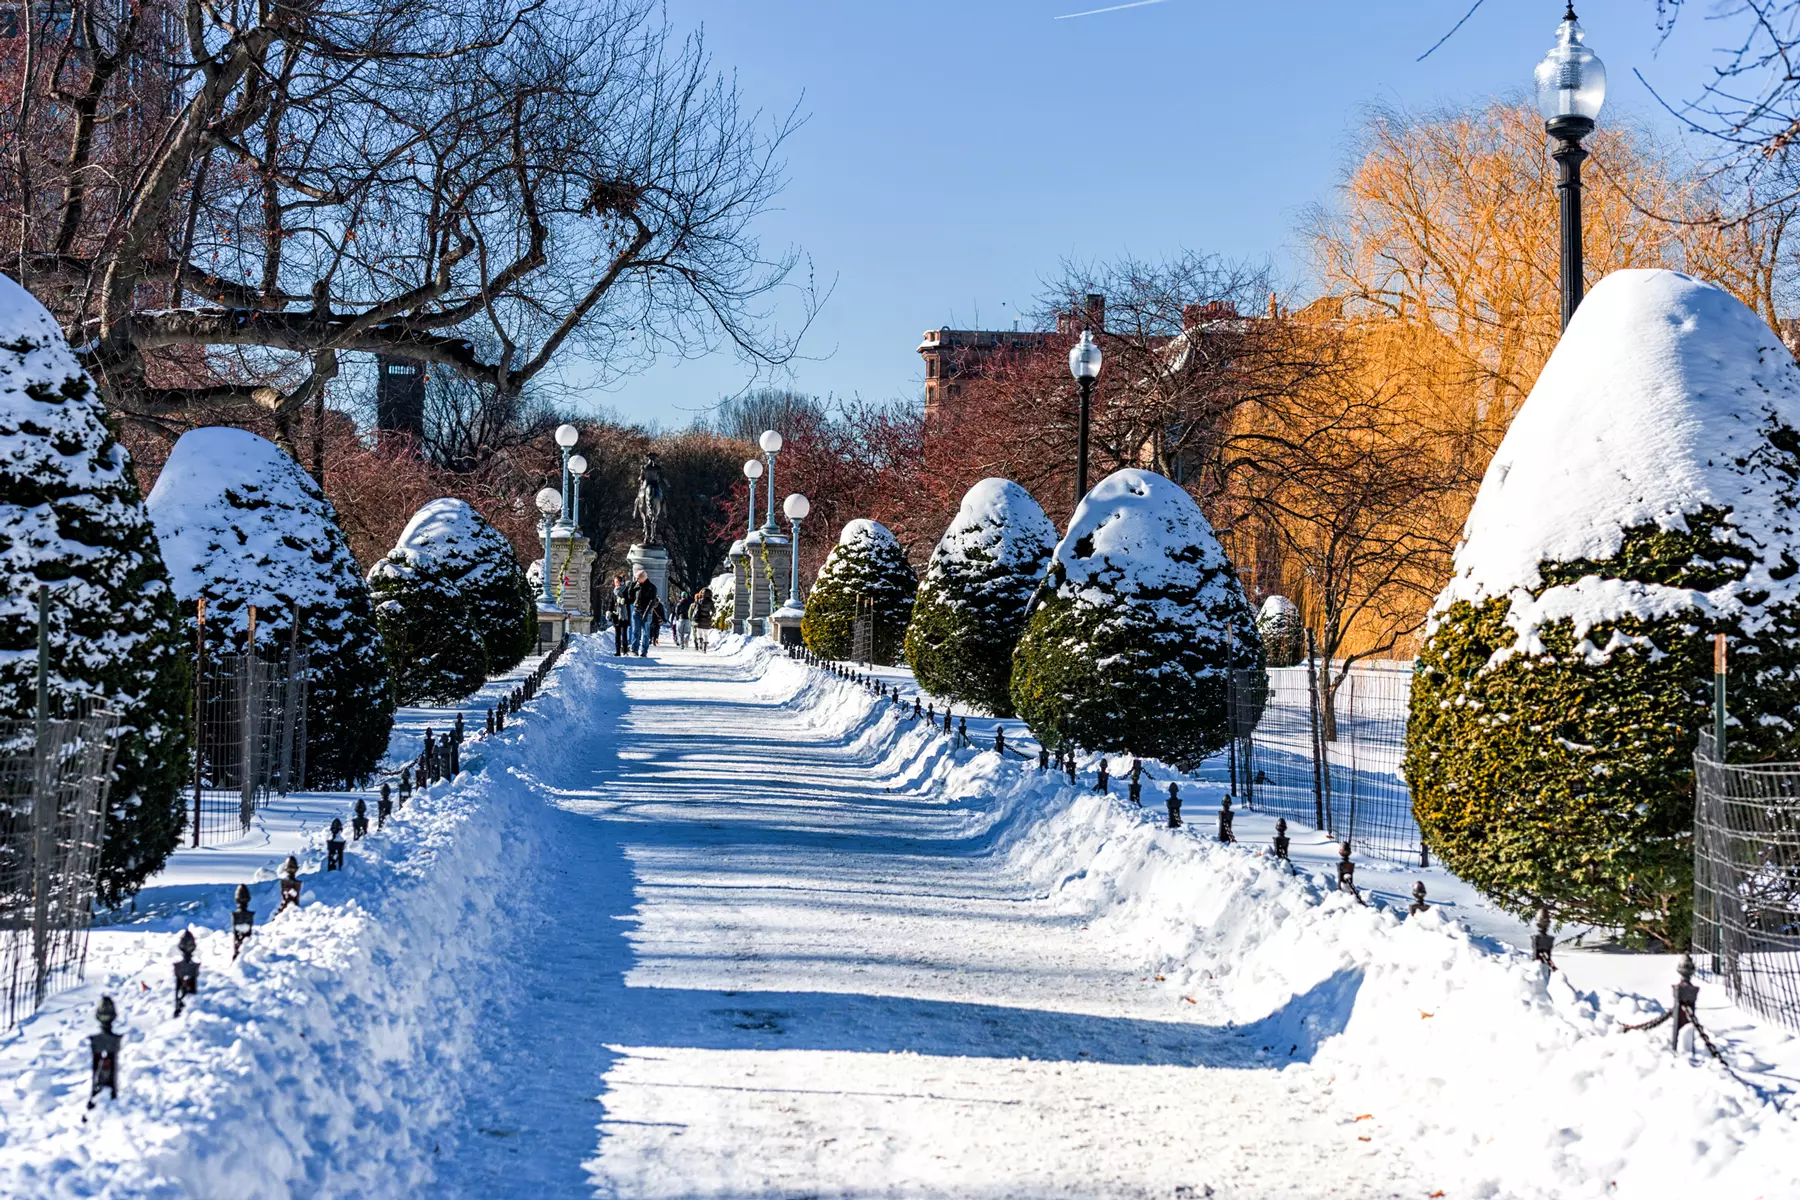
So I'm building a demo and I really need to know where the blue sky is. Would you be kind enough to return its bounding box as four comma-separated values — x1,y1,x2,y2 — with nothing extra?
586,1,1723,428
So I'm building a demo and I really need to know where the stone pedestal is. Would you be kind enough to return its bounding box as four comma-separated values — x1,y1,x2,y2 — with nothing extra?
547,531,598,634
626,544,671,612
536,603,568,651
770,602,804,646
728,540,747,634
737,530,791,638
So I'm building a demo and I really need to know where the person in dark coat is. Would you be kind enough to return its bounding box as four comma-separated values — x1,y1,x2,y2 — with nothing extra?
609,574,630,655
630,571,658,657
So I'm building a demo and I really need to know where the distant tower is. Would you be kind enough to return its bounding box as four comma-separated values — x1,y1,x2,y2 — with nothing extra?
375,356,426,442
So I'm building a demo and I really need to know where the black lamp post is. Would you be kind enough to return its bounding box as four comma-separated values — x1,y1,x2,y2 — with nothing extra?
1068,329,1102,508
1536,3,1607,331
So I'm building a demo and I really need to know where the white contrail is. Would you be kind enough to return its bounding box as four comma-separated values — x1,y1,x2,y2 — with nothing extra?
1054,0,1169,19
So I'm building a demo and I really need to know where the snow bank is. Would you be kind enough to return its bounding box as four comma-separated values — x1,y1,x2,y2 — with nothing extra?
1437,268,1800,644
754,642,1800,1198
0,643,603,1197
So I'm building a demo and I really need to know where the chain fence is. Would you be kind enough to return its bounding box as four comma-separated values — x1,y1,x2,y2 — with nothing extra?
1693,730,1800,1030
190,648,308,847
0,709,120,1030
1227,656,1425,865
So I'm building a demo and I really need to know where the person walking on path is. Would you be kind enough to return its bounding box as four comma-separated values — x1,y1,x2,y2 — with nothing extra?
692,589,715,652
609,574,630,656
608,575,630,658
675,591,694,648
630,571,658,657
650,596,667,647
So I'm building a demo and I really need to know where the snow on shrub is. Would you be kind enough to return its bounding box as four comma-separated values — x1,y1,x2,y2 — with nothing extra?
367,499,535,704
801,519,917,663
148,428,393,787
1257,595,1304,667
904,478,1056,715
709,569,735,630
1407,269,1800,948
1011,468,1260,760
0,276,190,904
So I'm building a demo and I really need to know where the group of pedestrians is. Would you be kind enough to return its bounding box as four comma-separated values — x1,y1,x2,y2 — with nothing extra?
606,572,718,658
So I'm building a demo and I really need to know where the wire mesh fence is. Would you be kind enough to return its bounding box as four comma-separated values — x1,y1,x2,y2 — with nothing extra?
1228,657,1426,865
0,710,120,1030
189,649,307,846
1693,730,1800,1030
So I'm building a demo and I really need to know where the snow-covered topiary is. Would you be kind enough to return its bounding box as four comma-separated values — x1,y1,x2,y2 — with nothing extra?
367,499,535,705
709,569,736,630
1406,269,1800,947
904,478,1057,715
1011,468,1261,760
1257,595,1304,667
801,519,917,663
148,428,393,787
0,276,190,905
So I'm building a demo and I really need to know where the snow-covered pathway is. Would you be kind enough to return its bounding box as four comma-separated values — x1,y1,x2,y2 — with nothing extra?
437,642,1428,1199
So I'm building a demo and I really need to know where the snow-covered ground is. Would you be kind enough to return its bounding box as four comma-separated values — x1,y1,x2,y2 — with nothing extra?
0,634,1794,1197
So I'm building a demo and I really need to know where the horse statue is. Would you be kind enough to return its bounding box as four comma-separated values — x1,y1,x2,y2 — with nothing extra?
633,452,667,546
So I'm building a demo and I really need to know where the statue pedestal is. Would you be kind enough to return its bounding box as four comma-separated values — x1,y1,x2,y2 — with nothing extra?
627,544,671,610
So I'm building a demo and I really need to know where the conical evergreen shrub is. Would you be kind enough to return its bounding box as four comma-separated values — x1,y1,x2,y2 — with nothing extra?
801,519,917,663
368,498,535,704
0,276,190,905
148,428,393,787
1257,595,1304,668
1406,270,1800,948
1011,468,1260,760
904,478,1056,715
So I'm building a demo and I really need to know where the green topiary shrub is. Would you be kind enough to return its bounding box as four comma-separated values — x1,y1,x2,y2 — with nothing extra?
1405,269,1800,948
148,427,394,788
801,519,917,663
1257,595,1304,668
904,478,1056,715
709,570,735,630
0,276,191,906
367,498,535,704
1010,468,1261,760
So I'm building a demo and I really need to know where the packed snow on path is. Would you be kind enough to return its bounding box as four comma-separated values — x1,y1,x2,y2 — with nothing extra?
0,635,1794,1197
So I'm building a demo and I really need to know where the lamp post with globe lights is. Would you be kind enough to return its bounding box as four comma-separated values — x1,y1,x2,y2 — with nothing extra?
1536,4,1605,331
568,454,588,532
742,457,763,534
534,487,563,608
758,430,783,535
1069,329,1103,507
553,423,580,532
783,492,810,604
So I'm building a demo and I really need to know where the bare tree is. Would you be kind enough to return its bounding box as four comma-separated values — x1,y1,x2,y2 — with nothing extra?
0,0,812,457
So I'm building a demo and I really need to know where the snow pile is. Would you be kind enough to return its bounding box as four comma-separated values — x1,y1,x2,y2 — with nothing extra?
1436,268,1800,649
0,642,599,1197
1051,468,1243,617
759,646,1800,1197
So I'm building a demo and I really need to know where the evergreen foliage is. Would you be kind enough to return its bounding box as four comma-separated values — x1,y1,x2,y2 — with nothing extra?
904,478,1056,715
367,499,534,704
1010,468,1260,760
801,519,917,663
1405,270,1800,947
1257,595,1305,667
148,428,394,787
0,276,190,905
